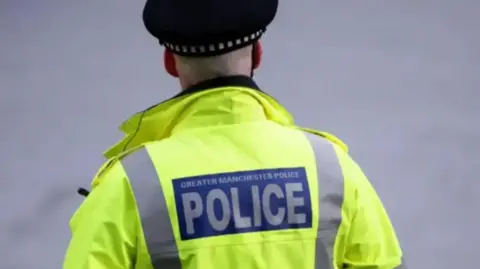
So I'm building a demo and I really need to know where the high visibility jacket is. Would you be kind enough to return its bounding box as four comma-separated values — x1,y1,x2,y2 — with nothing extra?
63,76,405,269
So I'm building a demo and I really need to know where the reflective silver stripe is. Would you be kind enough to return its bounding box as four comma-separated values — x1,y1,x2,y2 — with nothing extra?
121,148,181,269
304,132,345,269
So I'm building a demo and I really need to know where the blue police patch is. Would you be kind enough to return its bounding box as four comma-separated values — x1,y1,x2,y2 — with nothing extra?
172,167,312,240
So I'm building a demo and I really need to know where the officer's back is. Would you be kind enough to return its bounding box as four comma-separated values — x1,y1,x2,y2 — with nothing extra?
62,0,406,268
141,87,324,268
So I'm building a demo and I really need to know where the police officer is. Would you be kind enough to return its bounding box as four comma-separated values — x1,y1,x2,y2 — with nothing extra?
63,0,406,268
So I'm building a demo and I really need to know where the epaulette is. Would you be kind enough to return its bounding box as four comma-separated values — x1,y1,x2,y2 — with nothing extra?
297,127,348,152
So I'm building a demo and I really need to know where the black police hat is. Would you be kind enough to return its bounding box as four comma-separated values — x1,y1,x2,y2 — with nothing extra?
143,0,278,57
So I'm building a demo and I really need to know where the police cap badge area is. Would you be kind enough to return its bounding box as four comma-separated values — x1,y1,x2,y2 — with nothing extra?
142,0,278,57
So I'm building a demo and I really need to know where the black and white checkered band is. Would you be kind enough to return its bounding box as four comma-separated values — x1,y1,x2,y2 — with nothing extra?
161,29,264,56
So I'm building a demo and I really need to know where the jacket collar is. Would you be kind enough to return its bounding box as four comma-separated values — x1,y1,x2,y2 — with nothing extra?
140,75,263,113
176,75,262,98
104,76,295,158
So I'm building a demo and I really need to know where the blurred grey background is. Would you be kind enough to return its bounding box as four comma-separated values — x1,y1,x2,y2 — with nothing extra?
1,0,478,268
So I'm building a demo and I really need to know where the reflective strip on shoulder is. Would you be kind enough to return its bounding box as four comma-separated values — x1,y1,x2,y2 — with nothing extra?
304,132,344,269
121,147,182,269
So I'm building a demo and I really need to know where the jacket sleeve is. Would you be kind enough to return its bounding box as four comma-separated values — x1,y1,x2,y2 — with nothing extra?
63,160,138,269
342,155,406,269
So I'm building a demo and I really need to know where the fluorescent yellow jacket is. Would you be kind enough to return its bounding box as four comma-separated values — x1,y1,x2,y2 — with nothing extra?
63,76,404,269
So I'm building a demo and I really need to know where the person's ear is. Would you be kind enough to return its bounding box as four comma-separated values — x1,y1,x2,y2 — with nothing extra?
163,49,179,77
252,41,263,70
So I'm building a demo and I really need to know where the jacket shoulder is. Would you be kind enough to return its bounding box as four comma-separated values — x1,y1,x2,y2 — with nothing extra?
296,126,348,152
91,144,149,189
